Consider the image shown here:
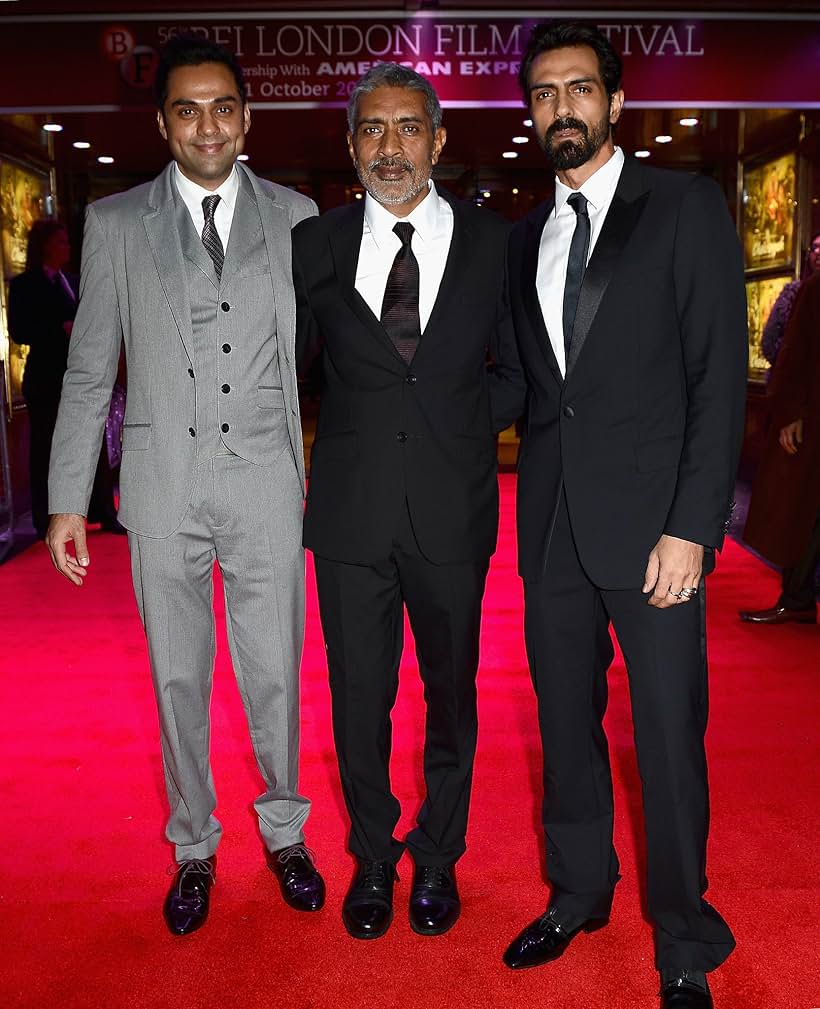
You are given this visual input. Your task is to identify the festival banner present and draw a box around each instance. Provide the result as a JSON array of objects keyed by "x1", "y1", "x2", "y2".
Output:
[{"x1": 0, "y1": 13, "x2": 819, "y2": 111}]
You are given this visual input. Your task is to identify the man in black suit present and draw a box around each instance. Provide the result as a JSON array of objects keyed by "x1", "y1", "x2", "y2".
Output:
[
  {"x1": 500, "y1": 23, "x2": 746, "y2": 1009},
  {"x1": 294, "y1": 63, "x2": 520, "y2": 940}
]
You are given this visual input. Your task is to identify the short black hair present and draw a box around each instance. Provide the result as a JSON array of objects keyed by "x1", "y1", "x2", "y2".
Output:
[
  {"x1": 154, "y1": 35, "x2": 246, "y2": 111},
  {"x1": 518, "y1": 21, "x2": 623, "y2": 107}
]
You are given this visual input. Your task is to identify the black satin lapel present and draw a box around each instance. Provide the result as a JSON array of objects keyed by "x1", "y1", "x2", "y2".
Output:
[
  {"x1": 329, "y1": 207, "x2": 407, "y2": 366},
  {"x1": 521, "y1": 205, "x2": 562, "y2": 383},
  {"x1": 565, "y1": 190, "x2": 650, "y2": 376},
  {"x1": 417, "y1": 204, "x2": 464, "y2": 345}
]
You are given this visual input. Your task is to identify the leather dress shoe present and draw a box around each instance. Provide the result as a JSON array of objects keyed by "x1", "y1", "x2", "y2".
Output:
[
  {"x1": 342, "y1": 859, "x2": 398, "y2": 940},
  {"x1": 503, "y1": 906, "x2": 608, "y2": 969},
  {"x1": 739, "y1": 605, "x2": 816, "y2": 624},
  {"x1": 660, "y1": 969, "x2": 713, "y2": 1009},
  {"x1": 163, "y1": 856, "x2": 216, "y2": 936},
  {"x1": 409, "y1": 863, "x2": 460, "y2": 936},
  {"x1": 267, "y1": 844, "x2": 325, "y2": 911}
]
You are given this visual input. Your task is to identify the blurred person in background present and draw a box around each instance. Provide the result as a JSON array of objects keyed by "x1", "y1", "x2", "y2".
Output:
[
  {"x1": 741, "y1": 266, "x2": 820, "y2": 624},
  {"x1": 8, "y1": 220, "x2": 121, "y2": 539}
]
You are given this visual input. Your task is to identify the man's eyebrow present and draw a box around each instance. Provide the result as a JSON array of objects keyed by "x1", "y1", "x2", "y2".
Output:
[
  {"x1": 529, "y1": 75, "x2": 597, "y2": 92},
  {"x1": 170, "y1": 95, "x2": 238, "y2": 108},
  {"x1": 358, "y1": 114, "x2": 424, "y2": 126}
]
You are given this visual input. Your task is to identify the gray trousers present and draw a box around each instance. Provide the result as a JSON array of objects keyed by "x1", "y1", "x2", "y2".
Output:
[{"x1": 128, "y1": 450, "x2": 309, "y2": 862}]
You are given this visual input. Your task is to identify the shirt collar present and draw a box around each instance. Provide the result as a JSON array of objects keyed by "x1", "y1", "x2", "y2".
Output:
[
  {"x1": 554, "y1": 146, "x2": 624, "y2": 216},
  {"x1": 363, "y1": 180, "x2": 440, "y2": 249},
  {"x1": 174, "y1": 162, "x2": 240, "y2": 213}
]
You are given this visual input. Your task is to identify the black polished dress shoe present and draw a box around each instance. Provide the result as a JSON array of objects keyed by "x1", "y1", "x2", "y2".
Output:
[
  {"x1": 409, "y1": 863, "x2": 460, "y2": 936},
  {"x1": 342, "y1": 859, "x2": 398, "y2": 940},
  {"x1": 163, "y1": 856, "x2": 216, "y2": 936},
  {"x1": 660, "y1": 969, "x2": 713, "y2": 1009},
  {"x1": 739, "y1": 605, "x2": 816, "y2": 624},
  {"x1": 502, "y1": 906, "x2": 608, "y2": 969},
  {"x1": 267, "y1": 843, "x2": 325, "y2": 911}
]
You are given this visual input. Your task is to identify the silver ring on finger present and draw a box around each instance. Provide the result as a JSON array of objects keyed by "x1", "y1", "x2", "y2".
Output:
[
  {"x1": 680, "y1": 586, "x2": 698, "y2": 599},
  {"x1": 668, "y1": 588, "x2": 684, "y2": 599}
]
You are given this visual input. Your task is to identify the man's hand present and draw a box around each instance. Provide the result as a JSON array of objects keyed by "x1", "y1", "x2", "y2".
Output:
[
  {"x1": 46, "y1": 513, "x2": 90, "y2": 586},
  {"x1": 779, "y1": 418, "x2": 803, "y2": 456},
  {"x1": 642, "y1": 534, "x2": 704, "y2": 608}
]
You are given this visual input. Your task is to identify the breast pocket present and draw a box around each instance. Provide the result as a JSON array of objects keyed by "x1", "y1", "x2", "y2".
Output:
[
  {"x1": 257, "y1": 386, "x2": 285, "y2": 410},
  {"x1": 122, "y1": 422, "x2": 151, "y2": 451}
]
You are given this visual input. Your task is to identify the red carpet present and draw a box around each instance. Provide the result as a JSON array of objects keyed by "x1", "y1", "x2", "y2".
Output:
[{"x1": 1, "y1": 474, "x2": 818, "y2": 1009}]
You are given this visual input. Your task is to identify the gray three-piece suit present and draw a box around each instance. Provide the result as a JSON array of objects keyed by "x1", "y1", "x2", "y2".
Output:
[{"x1": 49, "y1": 161, "x2": 317, "y2": 860}]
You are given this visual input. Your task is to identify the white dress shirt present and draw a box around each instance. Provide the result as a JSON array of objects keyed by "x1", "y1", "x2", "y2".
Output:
[
  {"x1": 536, "y1": 146, "x2": 625, "y2": 375},
  {"x1": 356, "y1": 181, "x2": 453, "y2": 333},
  {"x1": 174, "y1": 162, "x2": 239, "y2": 252}
]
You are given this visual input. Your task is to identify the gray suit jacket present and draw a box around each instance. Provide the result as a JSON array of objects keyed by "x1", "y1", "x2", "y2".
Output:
[{"x1": 49, "y1": 162, "x2": 316, "y2": 537}]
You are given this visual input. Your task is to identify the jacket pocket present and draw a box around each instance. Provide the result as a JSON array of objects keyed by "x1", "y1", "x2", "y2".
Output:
[
  {"x1": 258, "y1": 385, "x2": 285, "y2": 410},
  {"x1": 122, "y1": 422, "x2": 151, "y2": 451}
]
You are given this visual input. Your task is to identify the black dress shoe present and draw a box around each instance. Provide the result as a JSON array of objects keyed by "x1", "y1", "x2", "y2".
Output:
[
  {"x1": 162, "y1": 857, "x2": 216, "y2": 936},
  {"x1": 342, "y1": 859, "x2": 398, "y2": 940},
  {"x1": 660, "y1": 969, "x2": 713, "y2": 1009},
  {"x1": 502, "y1": 906, "x2": 608, "y2": 969},
  {"x1": 739, "y1": 605, "x2": 816, "y2": 624},
  {"x1": 267, "y1": 844, "x2": 325, "y2": 911},
  {"x1": 409, "y1": 863, "x2": 460, "y2": 936}
]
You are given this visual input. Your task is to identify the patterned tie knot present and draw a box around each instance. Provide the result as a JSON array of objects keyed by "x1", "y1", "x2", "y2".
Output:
[
  {"x1": 567, "y1": 191, "x2": 588, "y2": 217},
  {"x1": 393, "y1": 221, "x2": 414, "y2": 247},
  {"x1": 202, "y1": 194, "x2": 221, "y2": 221}
]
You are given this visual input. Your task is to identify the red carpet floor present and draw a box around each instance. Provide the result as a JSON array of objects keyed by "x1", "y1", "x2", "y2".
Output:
[{"x1": 1, "y1": 474, "x2": 818, "y2": 1009}]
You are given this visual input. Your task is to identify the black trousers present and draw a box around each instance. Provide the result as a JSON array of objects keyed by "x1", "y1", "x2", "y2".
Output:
[
  {"x1": 778, "y1": 511, "x2": 820, "y2": 610},
  {"x1": 523, "y1": 495, "x2": 735, "y2": 971},
  {"x1": 314, "y1": 504, "x2": 489, "y2": 868}
]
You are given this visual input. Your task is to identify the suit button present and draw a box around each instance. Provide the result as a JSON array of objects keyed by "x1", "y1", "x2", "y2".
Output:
[
  {"x1": 188, "y1": 427, "x2": 196, "y2": 437},
  {"x1": 188, "y1": 368, "x2": 194, "y2": 378},
  {"x1": 221, "y1": 302, "x2": 230, "y2": 312},
  {"x1": 406, "y1": 374, "x2": 417, "y2": 385},
  {"x1": 221, "y1": 384, "x2": 230, "y2": 394},
  {"x1": 563, "y1": 405, "x2": 575, "y2": 418},
  {"x1": 221, "y1": 423, "x2": 230, "y2": 433},
  {"x1": 397, "y1": 431, "x2": 407, "y2": 443},
  {"x1": 222, "y1": 343, "x2": 231, "y2": 353}
]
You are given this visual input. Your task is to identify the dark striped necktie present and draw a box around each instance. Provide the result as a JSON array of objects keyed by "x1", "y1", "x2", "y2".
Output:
[
  {"x1": 563, "y1": 191, "x2": 590, "y2": 356},
  {"x1": 201, "y1": 194, "x2": 225, "y2": 281},
  {"x1": 380, "y1": 221, "x2": 421, "y2": 365}
]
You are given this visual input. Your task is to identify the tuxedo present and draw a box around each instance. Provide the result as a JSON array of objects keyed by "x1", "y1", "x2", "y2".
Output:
[
  {"x1": 508, "y1": 156, "x2": 747, "y2": 969},
  {"x1": 294, "y1": 187, "x2": 520, "y2": 865},
  {"x1": 49, "y1": 162, "x2": 317, "y2": 861}
]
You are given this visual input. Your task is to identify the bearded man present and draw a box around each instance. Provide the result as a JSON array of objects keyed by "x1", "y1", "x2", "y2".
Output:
[
  {"x1": 501, "y1": 22, "x2": 746, "y2": 1009},
  {"x1": 292, "y1": 63, "x2": 523, "y2": 941}
]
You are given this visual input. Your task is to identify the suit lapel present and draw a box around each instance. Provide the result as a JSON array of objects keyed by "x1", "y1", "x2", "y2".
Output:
[
  {"x1": 522, "y1": 201, "x2": 563, "y2": 385},
  {"x1": 142, "y1": 164, "x2": 195, "y2": 357},
  {"x1": 565, "y1": 158, "x2": 650, "y2": 376},
  {"x1": 221, "y1": 170, "x2": 263, "y2": 288},
  {"x1": 328, "y1": 203, "x2": 406, "y2": 365},
  {"x1": 415, "y1": 188, "x2": 464, "y2": 346}
]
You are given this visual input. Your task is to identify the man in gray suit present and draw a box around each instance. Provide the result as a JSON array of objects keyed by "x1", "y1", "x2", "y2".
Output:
[{"x1": 46, "y1": 37, "x2": 325, "y2": 935}]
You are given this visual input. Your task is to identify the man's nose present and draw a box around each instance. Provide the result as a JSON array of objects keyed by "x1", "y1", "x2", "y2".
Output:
[
  {"x1": 378, "y1": 128, "x2": 401, "y2": 157},
  {"x1": 198, "y1": 112, "x2": 219, "y2": 136}
]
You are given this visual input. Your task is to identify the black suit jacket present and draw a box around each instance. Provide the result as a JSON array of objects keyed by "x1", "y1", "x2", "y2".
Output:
[
  {"x1": 293, "y1": 189, "x2": 522, "y2": 565},
  {"x1": 7, "y1": 268, "x2": 77, "y2": 404},
  {"x1": 509, "y1": 157, "x2": 747, "y2": 587}
]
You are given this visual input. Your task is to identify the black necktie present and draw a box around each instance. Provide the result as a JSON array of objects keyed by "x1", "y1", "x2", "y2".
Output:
[
  {"x1": 201, "y1": 194, "x2": 225, "y2": 281},
  {"x1": 380, "y1": 222, "x2": 421, "y2": 365},
  {"x1": 563, "y1": 191, "x2": 590, "y2": 356}
]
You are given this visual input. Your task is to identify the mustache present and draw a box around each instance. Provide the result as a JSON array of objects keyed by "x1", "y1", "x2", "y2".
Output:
[
  {"x1": 546, "y1": 117, "x2": 589, "y2": 143},
  {"x1": 366, "y1": 156, "x2": 414, "y2": 172}
]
